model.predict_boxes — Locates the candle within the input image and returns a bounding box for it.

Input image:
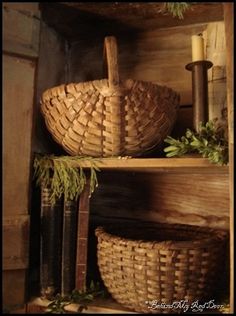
[191,34,205,62]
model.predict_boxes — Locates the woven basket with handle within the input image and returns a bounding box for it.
[95,222,228,314]
[41,36,180,157]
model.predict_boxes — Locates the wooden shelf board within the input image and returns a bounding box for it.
[27,296,226,314]
[28,296,137,314]
[42,3,224,41]
[71,157,228,174]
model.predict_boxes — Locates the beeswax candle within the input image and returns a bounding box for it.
[191,34,204,61]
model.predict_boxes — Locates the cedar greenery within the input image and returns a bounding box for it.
[164,120,229,165]
[161,2,193,19]
[33,154,100,205]
[44,281,105,314]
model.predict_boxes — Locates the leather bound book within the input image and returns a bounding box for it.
[61,198,78,296]
[40,185,63,298]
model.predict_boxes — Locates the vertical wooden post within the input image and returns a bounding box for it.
[204,22,227,122]
[75,179,91,291]
[223,3,234,313]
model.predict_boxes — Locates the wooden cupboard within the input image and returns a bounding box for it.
[3,2,40,310]
[2,2,233,313]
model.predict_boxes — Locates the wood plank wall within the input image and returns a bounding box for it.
[204,22,227,121]
[32,21,67,154]
[3,2,40,309]
[69,24,208,106]
[90,170,229,230]
[69,21,226,136]
[68,20,229,231]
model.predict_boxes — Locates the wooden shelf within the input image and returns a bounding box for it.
[74,157,228,174]
[41,3,224,41]
[27,296,227,314]
[28,296,137,314]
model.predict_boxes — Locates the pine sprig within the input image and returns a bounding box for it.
[161,2,193,19]
[45,281,105,314]
[33,154,100,205]
[164,120,229,165]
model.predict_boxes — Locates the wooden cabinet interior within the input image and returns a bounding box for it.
[36,2,227,151]
[36,2,230,225]
[35,2,232,312]
[3,2,232,313]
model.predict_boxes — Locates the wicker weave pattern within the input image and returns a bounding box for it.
[40,37,180,157]
[95,223,227,314]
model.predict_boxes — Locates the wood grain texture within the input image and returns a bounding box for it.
[2,4,40,308]
[69,24,209,107]
[104,36,120,86]
[145,173,229,229]
[90,171,229,230]
[3,270,27,308]
[3,3,40,57]
[204,22,227,121]
[119,24,209,106]
[3,55,35,216]
[28,296,136,314]
[3,215,30,270]
[61,157,228,174]
[223,3,234,313]
[32,21,67,154]
[41,3,224,41]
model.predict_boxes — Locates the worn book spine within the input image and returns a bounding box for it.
[61,198,78,296]
[40,185,63,298]
[76,180,91,291]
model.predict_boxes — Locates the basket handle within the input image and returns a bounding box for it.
[103,36,120,87]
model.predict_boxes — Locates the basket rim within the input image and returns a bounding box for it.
[41,78,180,101]
[95,222,228,249]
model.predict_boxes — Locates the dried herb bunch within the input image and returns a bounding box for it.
[164,119,228,165]
[33,154,100,205]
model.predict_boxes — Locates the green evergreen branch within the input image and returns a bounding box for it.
[164,120,229,165]
[33,154,101,205]
[44,281,106,314]
[161,2,193,19]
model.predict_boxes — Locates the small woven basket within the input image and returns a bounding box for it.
[41,36,180,157]
[95,222,228,314]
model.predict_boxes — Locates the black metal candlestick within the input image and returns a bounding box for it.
[186,60,213,132]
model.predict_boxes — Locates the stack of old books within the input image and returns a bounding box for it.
[40,186,78,297]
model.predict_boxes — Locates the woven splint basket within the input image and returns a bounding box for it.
[95,222,227,314]
[41,36,180,157]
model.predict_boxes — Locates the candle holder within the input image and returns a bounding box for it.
[186,60,213,132]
